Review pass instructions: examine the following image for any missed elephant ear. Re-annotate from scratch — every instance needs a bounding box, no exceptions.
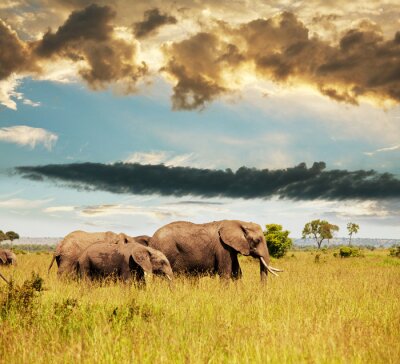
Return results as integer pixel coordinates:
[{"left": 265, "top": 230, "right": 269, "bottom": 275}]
[
  {"left": 219, "top": 221, "right": 250, "bottom": 255},
  {"left": 131, "top": 249, "right": 153, "bottom": 273}
]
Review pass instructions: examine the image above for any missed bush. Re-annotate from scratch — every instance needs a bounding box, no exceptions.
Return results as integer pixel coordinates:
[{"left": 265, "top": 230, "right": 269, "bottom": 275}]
[
  {"left": 264, "top": 224, "right": 293, "bottom": 258},
  {"left": 339, "top": 246, "right": 363, "bottom": 258},
  {"left": 389, "top": 245, "right": 400, "bottom": 258},
  {"left": 0, "top": 273, "right": 44, "bottom": 318}
]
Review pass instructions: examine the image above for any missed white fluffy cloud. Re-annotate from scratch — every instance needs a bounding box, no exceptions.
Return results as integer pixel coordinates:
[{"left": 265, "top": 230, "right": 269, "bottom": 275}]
[{"left": 0, "top": 125, "right": 58, "bottom": 150}]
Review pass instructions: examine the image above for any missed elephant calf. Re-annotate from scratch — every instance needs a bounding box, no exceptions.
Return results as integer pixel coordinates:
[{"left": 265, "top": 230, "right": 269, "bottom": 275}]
[
  {"left": 0, "top": 249, "right": 17, "bottom": 266},
  {"left": 77, "top": 241, "right": 173, "bottom": 285}
]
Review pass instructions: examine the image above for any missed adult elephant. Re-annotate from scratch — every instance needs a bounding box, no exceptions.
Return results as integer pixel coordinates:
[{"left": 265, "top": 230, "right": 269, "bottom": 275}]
[
  {"left": 0, "top": 249, "right": 17, "bottom": 266},
  {"left": 77, "top": 241, "right": 173, "bottom": 284},
  {"left": 149, "top": 220, "right": 282, "bottom": 281},
  {"left": 48, "top": 230, "right": 137, "bottom": 276}
]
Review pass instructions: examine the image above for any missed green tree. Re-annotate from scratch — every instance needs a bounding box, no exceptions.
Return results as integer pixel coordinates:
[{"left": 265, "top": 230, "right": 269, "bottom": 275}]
[
  {"left": 0, "top": 230, "right": 6, "bottom": 243},
  {"left": 302, "top": 219, "right": 339, "bottom": 249},
  {"left": 5, "top": 231, "right": 19, "bottom": 242},
  {"left": 347, "top": 223, "right": 359, "bottom": 246},
  {"left": 264, "top": 224, "right": 292, "bottom": 258}
]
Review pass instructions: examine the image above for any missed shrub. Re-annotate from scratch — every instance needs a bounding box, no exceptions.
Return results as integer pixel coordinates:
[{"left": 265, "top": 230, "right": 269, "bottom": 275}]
[
  {"left": 264, "top": 224, "right": 292, "bottom": 258},
  {"left": 339, "top": 246, "right": 363, "bottom": 258},
  {"left": 0, "top": 273, "right": 44, "bottom": 317},
  {"left": 389, "top": 245, "right": 400, "bottom": 258}
]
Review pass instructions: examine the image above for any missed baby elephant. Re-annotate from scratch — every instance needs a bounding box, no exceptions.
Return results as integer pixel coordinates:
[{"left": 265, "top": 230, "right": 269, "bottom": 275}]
[{"left": 77, "top": 242, "right": 173, "bottom": 285}]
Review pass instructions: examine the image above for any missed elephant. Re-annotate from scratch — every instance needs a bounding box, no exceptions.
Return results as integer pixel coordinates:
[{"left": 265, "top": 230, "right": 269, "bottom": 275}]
[
  {"left": 133, "top": 235, "right": 151, "bottom": 246},
  {"left": 77, "top": 241, "right": 173, "bottom": 284},
  {"left": 149, "top": 220, "right": 282, "bottom": 281},
  {"left": 48, "top": 230, "right": 138, "bottom": 276},
  {"left": 0, "top": 249, "right": 17, "bottom": 266}
]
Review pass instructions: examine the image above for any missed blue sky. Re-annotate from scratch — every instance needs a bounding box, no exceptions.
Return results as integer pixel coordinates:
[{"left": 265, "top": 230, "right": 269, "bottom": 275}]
[{"left": 0, "top": 1, "right": 399, "bottom": 238}]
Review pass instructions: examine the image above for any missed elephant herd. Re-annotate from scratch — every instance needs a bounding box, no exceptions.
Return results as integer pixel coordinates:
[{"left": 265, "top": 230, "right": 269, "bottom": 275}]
[{"left": 2, "top": 220, "right": 283, "bottom": 286}]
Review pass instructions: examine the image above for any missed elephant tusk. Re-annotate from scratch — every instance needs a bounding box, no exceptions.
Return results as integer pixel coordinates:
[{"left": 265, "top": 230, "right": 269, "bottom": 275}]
[
  {"left": 166, "top": 274, "right": 172, "bottom": 281},
  {"left": 269, "top": 266, "right": 284, "bottom": 272},
  {"left": 260, "top": 257, "right": 280, "bottom": 277}
]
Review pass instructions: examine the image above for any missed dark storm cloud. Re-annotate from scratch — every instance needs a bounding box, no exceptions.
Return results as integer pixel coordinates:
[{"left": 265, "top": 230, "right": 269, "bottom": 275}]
[
  {"left": 15, "top": 162, "right": 400, "bottom": 200},
  {"left": 133, "top": 8, "right": 177, "bottom": 38}
]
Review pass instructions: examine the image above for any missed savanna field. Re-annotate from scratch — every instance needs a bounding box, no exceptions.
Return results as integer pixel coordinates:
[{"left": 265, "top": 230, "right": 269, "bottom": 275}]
[{"left": 0, "top": 250, "right": 399, "bottom": 364}]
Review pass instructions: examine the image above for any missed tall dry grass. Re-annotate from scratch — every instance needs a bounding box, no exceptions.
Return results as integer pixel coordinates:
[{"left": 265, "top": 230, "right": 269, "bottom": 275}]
[{"left": 0, "top": 250, "right": 399, "bottom": 363}]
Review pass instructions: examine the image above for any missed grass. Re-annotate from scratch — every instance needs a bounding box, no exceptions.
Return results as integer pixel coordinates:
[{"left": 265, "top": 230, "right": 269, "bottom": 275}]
[{"left": 0, "top": 250, "right": 399, "bottom": 363}]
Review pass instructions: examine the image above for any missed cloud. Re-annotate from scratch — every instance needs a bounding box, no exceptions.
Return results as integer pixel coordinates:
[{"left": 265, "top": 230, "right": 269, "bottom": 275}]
[
  {"left": 162, "top": 32, "right": 239, "bottom": 110},
  {"left": 364, "top": 144, "right": 400, "bottom": 156},
  {"left": 1, "top": 5, "right": 399, "bottom": 110},
  {"left": 133, "top": 8, "right": 177, "bottom": 39},
  {"left": 32, "top": 4, "right": 148, "bottom": 91},
  {"left": 0, "top": 197, "right": 52, "bottom": 209},
  {"left": 0, "top": 19, "right": 33, "bottom": 80},
  {"left": 15, "top": 161, "right": 400, "bottom": 200},
  {"left": 124, "top": 150, "right": 196, "bottom": 166},
  {"left": 161, "top": 12, "right": 400, "bottom": 109},
  {"left": 0, "top": 75, "right": 41, "bottom": 110},
  {"left": 0, "top": 125, "right": 58, "bottom": 150},
  {"left": 43, "top": 205, "right": 75, "bottom": 213},
  {"left": 43, "top": 203, "right": 183, "bottom": 220}
]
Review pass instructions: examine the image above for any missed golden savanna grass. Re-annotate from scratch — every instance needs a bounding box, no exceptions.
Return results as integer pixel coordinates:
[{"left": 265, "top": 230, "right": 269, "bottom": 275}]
[{"left": 0, "top": 250, "right": 399, "bottom": 363}]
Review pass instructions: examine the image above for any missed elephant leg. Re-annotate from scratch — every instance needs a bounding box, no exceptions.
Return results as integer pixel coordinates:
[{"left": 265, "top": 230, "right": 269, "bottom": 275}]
[
  {"left": 134, "top": 269, "right": 146, "bottom": 288},
  {"left": 231, "top": 254, "right": 242, "bottom": 280},
  {"left": 121, "top": 265, "right": 132, "bottom": 282},
  {"left": 78, "top": 260, "right": 91, "bottom": 280},
  {"left": 217, "top": 250, "right": 233, "bottom": 280}
]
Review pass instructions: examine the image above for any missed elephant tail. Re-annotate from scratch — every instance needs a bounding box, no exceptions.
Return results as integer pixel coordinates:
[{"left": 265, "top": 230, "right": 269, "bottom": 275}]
[{"left": 48, "top": 254, "right": 59, "bottom": 275}]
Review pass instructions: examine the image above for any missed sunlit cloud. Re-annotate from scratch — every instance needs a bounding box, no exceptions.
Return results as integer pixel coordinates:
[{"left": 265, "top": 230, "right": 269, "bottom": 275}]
[{"left": 0, "top": 125, "right": 58, "bottom": 150}]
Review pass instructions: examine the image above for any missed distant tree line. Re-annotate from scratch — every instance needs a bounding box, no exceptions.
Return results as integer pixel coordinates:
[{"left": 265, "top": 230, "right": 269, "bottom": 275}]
[{"left": 264, "top": 219, "right": 361, "bottom": 258}]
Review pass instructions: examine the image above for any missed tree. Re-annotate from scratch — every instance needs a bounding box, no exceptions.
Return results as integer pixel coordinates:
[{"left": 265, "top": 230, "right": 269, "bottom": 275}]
[
  {"left": 264, "top": 224, "right": 292, "bottom": 258},
  {"left": 347, "top": 223, "right": 359, "bottom": 246},
  {"left": 5, "top": 231, "right": 19, "bottom": 242},
  {"left": 0, "top": 230, "right": 6, "bottom": 243},
  {"left": 302, "top": 219, "right": 339, "bottom": 249}
]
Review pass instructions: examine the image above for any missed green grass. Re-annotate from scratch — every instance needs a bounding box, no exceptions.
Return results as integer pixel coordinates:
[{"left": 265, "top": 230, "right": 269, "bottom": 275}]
[{"left": 0, "top": 250, "right": 399, "bottom": 363}]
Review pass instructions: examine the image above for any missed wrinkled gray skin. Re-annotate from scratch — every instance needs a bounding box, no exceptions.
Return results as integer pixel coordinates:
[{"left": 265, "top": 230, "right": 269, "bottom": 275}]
[
  {"left": 0, "top": 249, "right": 17, "bottom": 266},
  {"left": 149, "top": 220, "right": 280, "bottom": 281},
  {"left": 77, "top": 242, "right": 173, "bottom": 284},
  {"left": 48, "top": 231, "right": 138, "bottom": 277}
]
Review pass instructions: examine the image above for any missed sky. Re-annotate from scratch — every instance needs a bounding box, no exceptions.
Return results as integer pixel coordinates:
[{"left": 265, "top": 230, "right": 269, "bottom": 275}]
[{"left": 0, "top": 0, "right": 399, "bottom": 239}]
